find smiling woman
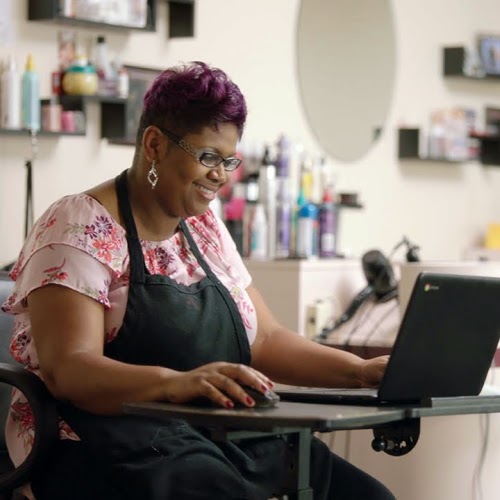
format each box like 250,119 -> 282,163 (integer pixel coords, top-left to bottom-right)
2,61 -> 394,500
296,0 -> 396,162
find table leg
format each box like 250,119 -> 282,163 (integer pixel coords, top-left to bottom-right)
210,427 -> 314,499
283,429 -> 314,500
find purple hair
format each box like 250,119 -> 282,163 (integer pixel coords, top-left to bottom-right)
137,61 -> 247,144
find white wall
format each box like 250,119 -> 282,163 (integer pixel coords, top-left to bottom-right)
2,2 -> 500,498
3,0 -> 500,266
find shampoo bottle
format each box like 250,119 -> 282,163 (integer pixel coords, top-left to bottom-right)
275,177 -> 292,259
249,203 -> 268,260
22,54 -> 40,132
1,55 -> 21,130
318,187 -> 337,258
296,202 -> 318,259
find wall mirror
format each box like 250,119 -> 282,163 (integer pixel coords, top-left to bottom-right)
296,0 -> 396,162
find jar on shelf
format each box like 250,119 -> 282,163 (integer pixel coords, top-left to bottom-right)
62,57 -> 98,96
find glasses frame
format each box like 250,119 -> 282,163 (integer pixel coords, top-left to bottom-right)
159,127 -> 242,172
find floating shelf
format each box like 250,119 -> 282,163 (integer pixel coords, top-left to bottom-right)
442,46 -> 500,80
0,129 -> 85,137
168,0 -> 195,38
28,0 -> 157,32
0,95 -> 128,139
397,128 -> 471,164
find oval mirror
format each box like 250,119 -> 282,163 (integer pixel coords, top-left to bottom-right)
296,0 -> 396,162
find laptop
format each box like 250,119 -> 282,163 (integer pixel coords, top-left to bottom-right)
277,272 -> 500,406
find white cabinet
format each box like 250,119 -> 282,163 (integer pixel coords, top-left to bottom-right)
244,258 -> 366,336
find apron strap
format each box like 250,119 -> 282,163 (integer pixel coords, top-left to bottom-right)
180,219 -> 251,365
115,170 -> 145,284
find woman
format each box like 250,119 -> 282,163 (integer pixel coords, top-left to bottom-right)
2,62 -> 394,499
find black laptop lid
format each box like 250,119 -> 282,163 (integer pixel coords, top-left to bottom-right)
378,272 -> 500,403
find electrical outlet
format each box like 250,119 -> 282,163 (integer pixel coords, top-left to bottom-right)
305,300 -> 333,339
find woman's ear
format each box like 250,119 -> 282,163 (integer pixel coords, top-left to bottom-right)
142,126 -> 167,163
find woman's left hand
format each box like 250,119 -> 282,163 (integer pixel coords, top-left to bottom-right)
357,355 -> 390,388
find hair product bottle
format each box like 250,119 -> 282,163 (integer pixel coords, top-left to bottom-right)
21,54 -> 40,132
224,183 -> 246,256
258,146 -> 277,260
275,177 -> 292,259
94,35 -> 113,82
318,186 -> 337,258
296,202 -> 318,259
249,203 -> 268,260
1,55 -> 21,130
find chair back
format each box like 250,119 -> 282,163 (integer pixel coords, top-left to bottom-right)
0,274 -> 15,451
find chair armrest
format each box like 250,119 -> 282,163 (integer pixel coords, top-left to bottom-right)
0,362 -> 59,491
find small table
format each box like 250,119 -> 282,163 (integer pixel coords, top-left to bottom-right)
123,401 -> 405,499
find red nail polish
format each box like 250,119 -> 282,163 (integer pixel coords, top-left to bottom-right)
246,397 -> 254,405
261,384 -> 269,391
226,400 -> 234,408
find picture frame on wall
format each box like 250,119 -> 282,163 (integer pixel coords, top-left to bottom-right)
122,65 -> 162,143
478,35 -> 500,76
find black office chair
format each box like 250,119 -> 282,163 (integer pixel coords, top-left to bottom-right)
0,272 -> 59,499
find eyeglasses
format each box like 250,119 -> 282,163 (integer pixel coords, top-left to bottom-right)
159,128 -> 242,172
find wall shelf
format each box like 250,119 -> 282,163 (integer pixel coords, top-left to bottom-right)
397,128 -> 470,164
0,94 -> 128,140
28,0 -> 157,32
0,129 -> 85,137
442,46 -> 500,80
168,0 -> 195,38
397,126 -> 500,166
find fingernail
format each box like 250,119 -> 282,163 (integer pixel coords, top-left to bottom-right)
226,400 -> 234,409
261,384 -> 269,391
246,397 -> 254,406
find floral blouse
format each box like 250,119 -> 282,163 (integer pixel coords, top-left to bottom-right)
1,193 -> 256,472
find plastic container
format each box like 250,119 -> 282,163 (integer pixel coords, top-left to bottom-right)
296,202 -> 318,259
41,99 -> 62,132
117,66 -> 129,98
318,188 -> 337,258
258,152 -> 276,260
62,61 -> 98,95
94,36 -> 114,81
275,178 -> 292,258
0,54 -> 21,129
21,54 -> 40,132
249,203 -> 268,260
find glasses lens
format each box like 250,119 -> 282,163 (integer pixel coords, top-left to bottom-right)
223,158 -> 241,171
199,152 -> 222,168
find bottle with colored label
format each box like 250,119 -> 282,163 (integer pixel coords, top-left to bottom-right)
22,54 -> 40,132
296,202 -> 318,259
318,187 -> 338,258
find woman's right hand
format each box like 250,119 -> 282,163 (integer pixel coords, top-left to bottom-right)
162,362 -> 274,409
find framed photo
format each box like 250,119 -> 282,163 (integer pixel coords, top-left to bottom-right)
123,65 -> 162,142
478,35 -> 500,76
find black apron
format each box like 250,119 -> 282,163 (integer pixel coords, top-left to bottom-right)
55,169 -> 291,500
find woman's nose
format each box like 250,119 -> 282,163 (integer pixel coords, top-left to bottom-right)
208,164 -> 227,183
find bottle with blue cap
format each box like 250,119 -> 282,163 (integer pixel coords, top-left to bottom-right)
21,54 -> 40,132
296,201 -> 318,259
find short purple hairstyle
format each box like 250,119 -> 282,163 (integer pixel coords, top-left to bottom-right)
137,61 -> 247,145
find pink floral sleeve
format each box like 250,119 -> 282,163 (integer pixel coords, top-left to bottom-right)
6,194 -> 127,316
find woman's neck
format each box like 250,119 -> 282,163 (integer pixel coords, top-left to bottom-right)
126,167 -> 180,241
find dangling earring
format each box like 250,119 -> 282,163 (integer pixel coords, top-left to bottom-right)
147,160 -> 158,189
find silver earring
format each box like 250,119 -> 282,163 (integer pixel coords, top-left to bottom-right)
147,160 -> 158,189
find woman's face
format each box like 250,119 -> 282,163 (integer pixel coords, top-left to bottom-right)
154,122 -> 239,219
